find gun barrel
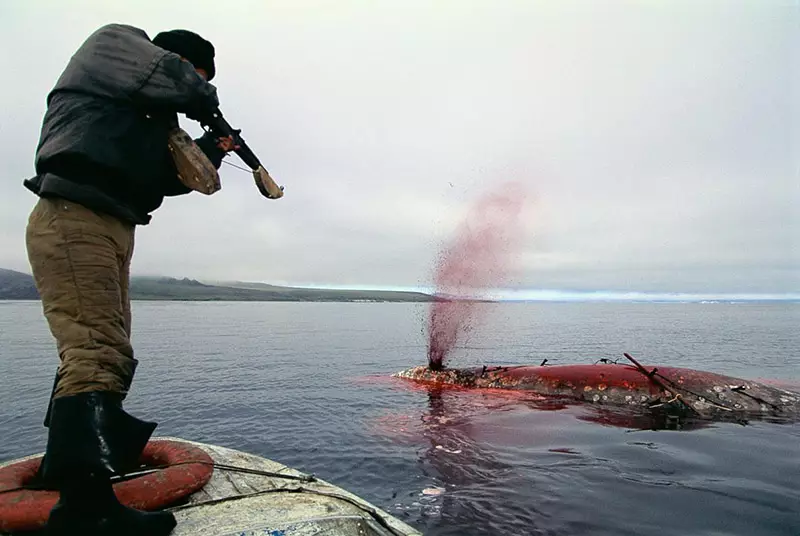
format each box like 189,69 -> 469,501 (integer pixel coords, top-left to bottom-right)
201,109 -> 261,170
199,108 -> 284,200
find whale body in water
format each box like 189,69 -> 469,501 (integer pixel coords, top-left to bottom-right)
393,355 -> 800,424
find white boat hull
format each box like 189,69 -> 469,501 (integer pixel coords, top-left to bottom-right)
0,436 -> 423,536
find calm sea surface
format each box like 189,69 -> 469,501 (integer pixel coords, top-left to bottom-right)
1,301 -> 799,535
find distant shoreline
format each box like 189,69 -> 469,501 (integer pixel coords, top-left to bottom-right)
0,269 -> 436,303
2,268 -> 797,304
2,297 -> 797,305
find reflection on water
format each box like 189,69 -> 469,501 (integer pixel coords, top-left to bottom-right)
375,380 -> 800,536
408,388 -> 534,535
2,301 -> 798,536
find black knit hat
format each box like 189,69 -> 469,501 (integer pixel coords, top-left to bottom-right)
152,29 -> 216,81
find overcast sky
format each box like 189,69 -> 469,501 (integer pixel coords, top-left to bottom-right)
0,1 -> 797,295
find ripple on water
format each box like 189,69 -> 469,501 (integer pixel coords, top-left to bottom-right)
1,302 -> 798,536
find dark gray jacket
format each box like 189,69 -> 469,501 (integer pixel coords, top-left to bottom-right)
24,23 -> 224,225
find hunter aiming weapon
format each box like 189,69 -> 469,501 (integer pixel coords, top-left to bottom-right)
200,108 -> 285,199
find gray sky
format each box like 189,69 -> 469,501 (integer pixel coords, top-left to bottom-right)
1,0 -> 797,296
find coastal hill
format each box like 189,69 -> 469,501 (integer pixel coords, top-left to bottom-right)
0,268 -> 39,299
0,268 -> 433,302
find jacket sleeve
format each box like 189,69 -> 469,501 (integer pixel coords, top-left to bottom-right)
162,175 -> 193,197
131,50 -> 220,120
193,131 -> 227,169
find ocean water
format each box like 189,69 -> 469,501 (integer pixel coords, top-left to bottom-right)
1,300 -> 798,535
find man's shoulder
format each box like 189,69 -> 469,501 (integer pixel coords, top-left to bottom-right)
57,23 -> 166,96
88,23 -> 151,41
79,23 -> 159,55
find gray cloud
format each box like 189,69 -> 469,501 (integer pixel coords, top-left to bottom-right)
1,0 -> 797,294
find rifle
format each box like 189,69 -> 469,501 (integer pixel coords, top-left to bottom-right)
199,108 -> 284,199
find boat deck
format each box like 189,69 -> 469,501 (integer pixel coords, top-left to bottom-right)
1,436 -> 422,536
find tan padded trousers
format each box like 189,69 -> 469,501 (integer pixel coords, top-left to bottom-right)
25,197 -> 138,399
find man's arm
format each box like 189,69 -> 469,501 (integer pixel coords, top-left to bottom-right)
193,131 -> 227,169
131,51 -> 219,120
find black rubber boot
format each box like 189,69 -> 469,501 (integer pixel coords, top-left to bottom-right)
38,391 -> 177,536
27,372 -> 61,490
45,475 -> 177,536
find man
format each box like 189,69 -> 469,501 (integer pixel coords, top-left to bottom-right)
23,23 -> 235,535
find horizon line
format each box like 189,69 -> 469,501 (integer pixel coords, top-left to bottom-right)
233,281 -> 800,303
4,267 -> 798,302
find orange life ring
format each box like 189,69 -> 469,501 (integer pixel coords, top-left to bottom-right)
0,439 -> 214,533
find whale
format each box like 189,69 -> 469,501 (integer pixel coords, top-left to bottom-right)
392,354 -> 800,425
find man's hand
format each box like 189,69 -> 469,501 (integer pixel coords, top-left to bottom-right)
216,135 -> 240,153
